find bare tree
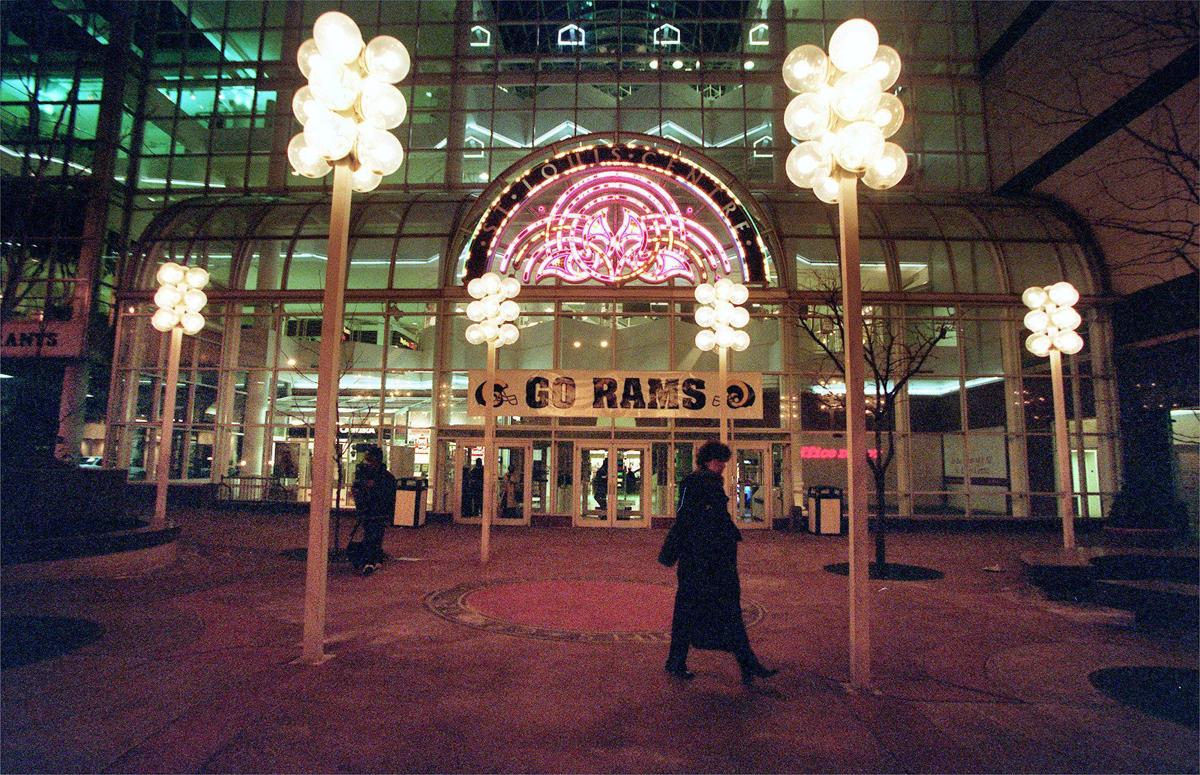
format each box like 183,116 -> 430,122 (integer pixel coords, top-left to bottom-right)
798,287 -> 949,571
995,2 -> 1198,284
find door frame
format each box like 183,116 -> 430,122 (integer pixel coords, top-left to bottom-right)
730,441 -> 774,530
448,440 -> 533,526
573,442 -> 651,528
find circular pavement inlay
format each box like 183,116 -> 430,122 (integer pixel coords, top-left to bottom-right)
1089,666 -> 1199,728
1,615 -> 105,669
425,578 -> 765,643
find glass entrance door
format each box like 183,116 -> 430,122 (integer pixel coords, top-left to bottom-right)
732,444 -> 770,528
576,444 -> 649,527
494,443 -> 531,526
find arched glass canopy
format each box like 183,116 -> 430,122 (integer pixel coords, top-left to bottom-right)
122,191 -> 1102,298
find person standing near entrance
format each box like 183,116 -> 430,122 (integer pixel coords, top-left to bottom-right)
661,440 -> 778,687
350,445 -> 395,576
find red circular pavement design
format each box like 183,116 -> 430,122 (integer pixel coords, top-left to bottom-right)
466,580 -> 673,632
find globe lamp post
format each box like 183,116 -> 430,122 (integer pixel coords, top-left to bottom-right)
1022,282 -> 1085,550
465,271 -> 522,563
783,18 -> 907,688
295,11 -> 411,664
693,279 -> 750,497
149,261 -> 208,531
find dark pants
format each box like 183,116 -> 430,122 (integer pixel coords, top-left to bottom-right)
359,517 -> 386,565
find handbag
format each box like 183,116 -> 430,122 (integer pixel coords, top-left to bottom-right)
657,525 -> 680,567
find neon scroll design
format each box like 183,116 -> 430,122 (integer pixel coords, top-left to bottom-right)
499,169 -> 733,285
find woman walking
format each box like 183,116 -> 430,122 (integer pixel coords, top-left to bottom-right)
662,440 -> 778,687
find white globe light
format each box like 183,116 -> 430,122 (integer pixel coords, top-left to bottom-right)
364,36 -> 411,84
354,125 -> 404,175
731,330 -> 750,352
783,92 -> 831,141
303,109 -> 355,161
499,299 -> 520,322
182,288 -> 207,313
480,272 -> 502,296
1023,309 -> 1050,333
480,321 -> 499,342
713,300 -> 734,325
297,38 -> 321,78
813,174 -> 840,204
781,44 -> 829,93
1025,332 -> 1052,357
500,276 -> 521,298
154,285 -> 182,310
1021,286 -> 1049,309
714,277 -> 734,299
868,45 -> 902,90
695,329 -> 716,351
729,283 -> 749,305
871,92 -> 905,138
835,121 -> 885,173
694,283 -> 716,305
729,306 -> 750,329
151,308 -> 179,332
350,165 -> 382,193
466,300 -> 485,322
467,277 -> 486,299
184,265 -> 209,290
831,70 -> 883,123
829,19 -> 879,73
1047,281 -> 1079,307
359,79 -> 408,130
156,262 -> 185,286
180,311 -> 205,335
785,141 -> 833,190
292,86 -> 319,126
308,60 -> 361,112
465,324 -> 486,345
715,325 -> 736,349
287,133 -> 332,178
1054,330 -> 1084,355
313,11 -> 364,65
498,323 -> 520,345
480,297 -> 500,320
1050,306 -> 1082,332
861,142 -> 908,190
694,305 -> 717,328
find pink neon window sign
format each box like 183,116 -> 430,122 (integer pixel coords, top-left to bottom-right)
498,167 -> 736,285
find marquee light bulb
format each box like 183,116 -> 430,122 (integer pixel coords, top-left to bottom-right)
154,285 -> 182,310
151,308 -> 179,332
313,11 -> 364,65
156,262 -> 185,286
828,18 -> 879,72
1047,281 -> 1079,307
1021,286 -> 1048,309
781,44 -> 828,93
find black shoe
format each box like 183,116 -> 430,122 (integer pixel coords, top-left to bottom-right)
361,563 -> 377,577
665,666 -> 695,680
748,665 -> 778,679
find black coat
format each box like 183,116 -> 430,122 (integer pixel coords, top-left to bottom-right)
352,462 -> 396,520
669,467 -> 748,652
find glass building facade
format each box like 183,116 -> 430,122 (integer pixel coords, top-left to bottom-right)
2,1 -> 1117,527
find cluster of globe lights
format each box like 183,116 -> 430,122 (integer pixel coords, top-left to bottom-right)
151,262 -> 210,335
1022,282 -> 1084,357
693,279 -> 751,352
288,12 -> 411,192
464,272 -> 522,347
782,19 -> 907,201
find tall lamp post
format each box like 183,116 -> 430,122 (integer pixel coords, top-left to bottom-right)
292,11 -> 411,664
693,278 -> 750,498
464,271 -> 522,564
782,18 -> 908,688
1022,282 -> 1085,549
149,262 -> 209,531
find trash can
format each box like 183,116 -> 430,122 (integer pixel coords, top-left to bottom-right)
394,477 -> 428,527
806,486 -> 843,535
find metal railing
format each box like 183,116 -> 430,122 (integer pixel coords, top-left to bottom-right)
217,475 -> 299,503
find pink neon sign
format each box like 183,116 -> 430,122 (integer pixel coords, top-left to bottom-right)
800,445 -> 880,460
500,169 -> 734,285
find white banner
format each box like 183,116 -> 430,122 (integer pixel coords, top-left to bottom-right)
467,369 -> 763,419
